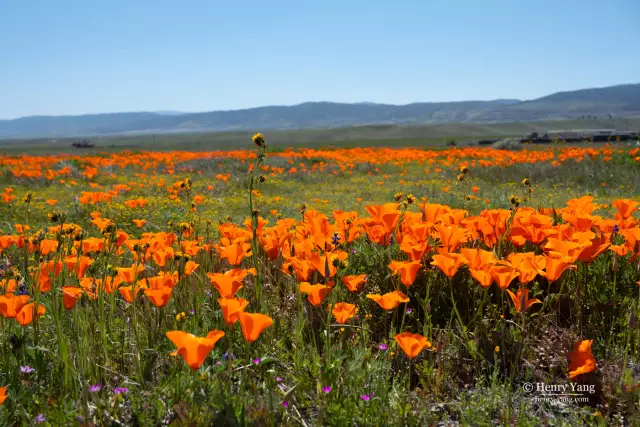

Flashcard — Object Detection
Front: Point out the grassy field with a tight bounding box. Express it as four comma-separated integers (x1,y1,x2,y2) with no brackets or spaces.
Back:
2,117,639,154
0,136,639,425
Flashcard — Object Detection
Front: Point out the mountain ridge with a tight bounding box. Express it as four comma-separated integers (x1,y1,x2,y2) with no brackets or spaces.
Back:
1,83,638,139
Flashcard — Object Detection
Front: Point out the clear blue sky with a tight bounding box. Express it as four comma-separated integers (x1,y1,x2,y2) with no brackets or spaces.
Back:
1,0,638,119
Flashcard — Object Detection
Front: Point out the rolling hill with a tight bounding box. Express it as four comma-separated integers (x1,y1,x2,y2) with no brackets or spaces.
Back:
1,83,638,139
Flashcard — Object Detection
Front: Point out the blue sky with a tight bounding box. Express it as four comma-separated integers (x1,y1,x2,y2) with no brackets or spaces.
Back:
0,0,638,119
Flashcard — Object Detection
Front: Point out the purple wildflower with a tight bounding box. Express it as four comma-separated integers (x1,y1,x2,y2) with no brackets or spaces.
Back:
274,376,283,382
253,357,261,365
406,308,413,314
283,401,289,408
20,365,35,374
89,384,102,393
113,387,129,395
35,414,45,424
189,309,195,315
360,394,371,402
378,343,387,351
322,385,332,394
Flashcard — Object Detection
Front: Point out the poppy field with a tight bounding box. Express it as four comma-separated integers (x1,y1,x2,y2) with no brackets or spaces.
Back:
0,136,640,425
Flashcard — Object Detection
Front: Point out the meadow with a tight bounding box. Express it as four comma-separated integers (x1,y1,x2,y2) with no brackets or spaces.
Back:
0,135,639,425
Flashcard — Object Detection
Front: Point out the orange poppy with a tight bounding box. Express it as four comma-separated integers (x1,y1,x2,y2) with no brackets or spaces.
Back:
144,286,173,308
341,274,366,292
544,253,575,283
503,252,545,284
39,239,59,255
184,261,199,276
394,332,432,358
506,288,541,313
491,265,519,290
166,330,225,369
0,279,17,294
207,269,253,298
309,252,338,279
299,282,332,306
431,253,466,278
238,312,273,343
0,386,6,405
37,260,63,292
464,265,492,288
388,260,422,287
64,256,94,279
612,199,639,220
218,297,249,325
568,339,597,379
218,239,252,266
16,302,46,326
132,219,147,228
61,286,84,309
0,294,30,318
460,248,497,270
116,265,145,284
366,291,410,310
331,302,357,324
118,280,148,303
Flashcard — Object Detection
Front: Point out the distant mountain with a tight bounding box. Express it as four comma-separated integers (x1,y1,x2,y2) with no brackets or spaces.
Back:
1,83,638,139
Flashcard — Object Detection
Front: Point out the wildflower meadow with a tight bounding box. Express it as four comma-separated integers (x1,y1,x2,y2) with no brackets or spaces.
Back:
0,136,639,425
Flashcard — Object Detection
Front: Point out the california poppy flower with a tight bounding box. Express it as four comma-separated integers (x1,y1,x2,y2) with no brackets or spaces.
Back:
132,219,147,228
61,286,84,309
399,238,431,261
144,286,173,308
16,302,46,326
0,294,30,318
394,332,432,359
218,297,249,325
309,252,338,279
207,269,253,298
183,261,199,276
299,282,332,306
116,265,145,284
544,253,575,283
118,280,148,303
64,256,94,279
503,252,545,284
0,386,6,405
341,274,366,292
568,339,597,379
0,279,17,294
218,238,252,266
39,239,59,256
366,291,410,310
331,302,357,324
37,260,63,292
388,260,422,287
431,253,466,278
166,330,225,369
612,199,639,220
491,265,519,290
238,312,273,343
506,288,541,313
460,248,497,270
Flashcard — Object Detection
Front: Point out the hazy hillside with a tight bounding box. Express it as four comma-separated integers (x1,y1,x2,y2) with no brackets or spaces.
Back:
1,83,638,139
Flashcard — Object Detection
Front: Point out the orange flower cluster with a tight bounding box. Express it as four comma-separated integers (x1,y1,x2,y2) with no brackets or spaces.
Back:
1,146,638,186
